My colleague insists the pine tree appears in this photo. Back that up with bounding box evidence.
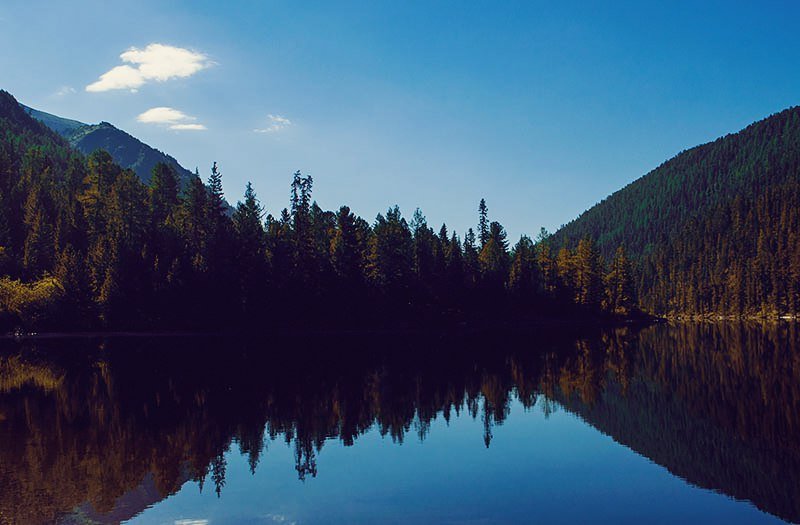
[150,162,181,226]
[367,206,413,291]
[181,173,209,273]
[463,228,479,287]
[233,182,267,316]
[410,209,435,284]
[54,245,94,326]
[509,235,537,298]
[233,182,265,245]
[204,162,235,321]
[445,232,463,284]
[330,206,363,285]
[606,245,636,314]
[479,221,509,292]
[22,206,54,278]
[478,198,489,247]
[536,232,557,296]
[575,238,603,307]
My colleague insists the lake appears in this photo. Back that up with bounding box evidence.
[0,323,797,524]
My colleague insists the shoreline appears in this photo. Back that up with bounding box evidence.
[0,313,660,340]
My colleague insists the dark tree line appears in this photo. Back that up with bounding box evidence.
[0,90,638,330]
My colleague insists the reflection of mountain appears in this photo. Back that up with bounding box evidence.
[552,324,800,523]
[0,325,798,524]
[62,471,190,525]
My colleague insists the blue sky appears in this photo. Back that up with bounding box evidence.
[1,1,799,240]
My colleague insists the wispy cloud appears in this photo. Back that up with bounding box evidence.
[169,123,207,130]
[264,513,297,525]
[137,107,206,131]
[254,114,292,133]
[87,43,213,93]
[174,520,209,525]
[53,85,76,97]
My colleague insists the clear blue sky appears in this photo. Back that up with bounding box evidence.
[1,1,799,241]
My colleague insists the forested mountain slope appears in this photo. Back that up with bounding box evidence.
[23,105,195,185]
[552,106,800,316]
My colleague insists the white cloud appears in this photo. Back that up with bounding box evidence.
[87,43,213,93]
[137,107,206,131]
[87,65,145,93]
[254,114,292,133]
[174,520,209,525]
[137,107,191,124]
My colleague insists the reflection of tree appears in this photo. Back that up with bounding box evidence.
[211,453,227,497]
[0,324,798,524]
[0,330,565,523]
[294,437,318,482]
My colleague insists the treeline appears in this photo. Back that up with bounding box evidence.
[0,90,638,330]
[553,105,800,318]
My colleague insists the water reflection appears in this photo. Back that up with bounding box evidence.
[0,323,797,524]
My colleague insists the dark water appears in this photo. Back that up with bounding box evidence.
[0,323,798,525]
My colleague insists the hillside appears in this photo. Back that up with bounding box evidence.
[553,107,800,316]
[22,105,195,185]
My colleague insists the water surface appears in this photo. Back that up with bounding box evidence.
[0,323,797,524]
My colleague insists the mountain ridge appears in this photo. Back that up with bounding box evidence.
[22,104,196,186]
[554,104,800,257]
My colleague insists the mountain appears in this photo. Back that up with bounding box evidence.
[552,106,800,317]
[22,105,196,186]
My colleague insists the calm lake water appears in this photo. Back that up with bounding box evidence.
[0,323,798,524]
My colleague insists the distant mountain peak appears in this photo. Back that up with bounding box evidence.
[22,104,195,186]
